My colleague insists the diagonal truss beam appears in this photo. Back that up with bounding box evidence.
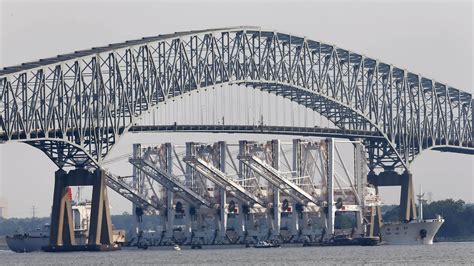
[238,154,318,205]
[129,157,213,208]
[183,156,266,207]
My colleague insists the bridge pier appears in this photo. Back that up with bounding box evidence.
[44,168,118,252]
[48,169,76,248]
[367,170,417,235]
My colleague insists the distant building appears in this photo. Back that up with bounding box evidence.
[0,198,8,218]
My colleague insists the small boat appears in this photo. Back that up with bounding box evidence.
[253,240,281,248]
[173,244,181,251]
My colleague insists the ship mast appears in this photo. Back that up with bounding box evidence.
[416,185,425,222]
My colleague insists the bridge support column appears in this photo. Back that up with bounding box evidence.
[88,169,114,247]
[46,168,117,252]
[367,170,417,234]
[49,169,75,247]
[399,171,417,221]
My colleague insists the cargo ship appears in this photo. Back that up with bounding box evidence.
[381,187,444,245]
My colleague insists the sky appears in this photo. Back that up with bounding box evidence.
[0,0,473,217]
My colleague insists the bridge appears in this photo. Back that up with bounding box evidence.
[1,26,472,171]
[0,26,472,249]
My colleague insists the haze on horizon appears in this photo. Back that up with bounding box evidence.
[0,0,472,218]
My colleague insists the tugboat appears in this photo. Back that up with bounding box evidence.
[381,187,444,245]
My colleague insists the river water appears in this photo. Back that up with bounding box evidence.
[0,242,473,265]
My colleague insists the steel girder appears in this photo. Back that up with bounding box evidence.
[0,26,472,170]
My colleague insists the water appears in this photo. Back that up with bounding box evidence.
[0,242,473,265]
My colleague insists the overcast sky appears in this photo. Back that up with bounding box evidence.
[0,0,473,217]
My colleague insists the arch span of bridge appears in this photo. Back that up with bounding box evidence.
[0,26,472,171]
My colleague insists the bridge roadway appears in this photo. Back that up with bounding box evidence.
[129,124,383,139]
[2,124,472,155]
[128,124,474,155]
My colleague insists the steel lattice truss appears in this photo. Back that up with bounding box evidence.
[0,26,472,170]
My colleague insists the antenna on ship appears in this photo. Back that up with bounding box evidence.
[416,185,425,222]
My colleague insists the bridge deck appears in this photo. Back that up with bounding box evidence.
[129,124,383,139]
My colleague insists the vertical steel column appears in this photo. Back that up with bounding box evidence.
[184,142,194,237]
[238,140,248,236]
[292,139,302,176]
[185,142,193,186]
[218,141,227,238]
[271,139,281,237]
[354,140,365,234]
[132,144,141,214]
[327,138,335,236]
[164,143,175,238]
[291,139,301,235]
[238,141,247,181]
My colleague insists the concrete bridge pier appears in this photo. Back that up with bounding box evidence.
[45,168,117,252]
[367,170,417,236]
[48,169,76,249]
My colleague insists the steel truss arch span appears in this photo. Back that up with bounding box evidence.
[0,26,472,171]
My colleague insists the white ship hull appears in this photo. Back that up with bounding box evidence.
[381,218,444,245]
